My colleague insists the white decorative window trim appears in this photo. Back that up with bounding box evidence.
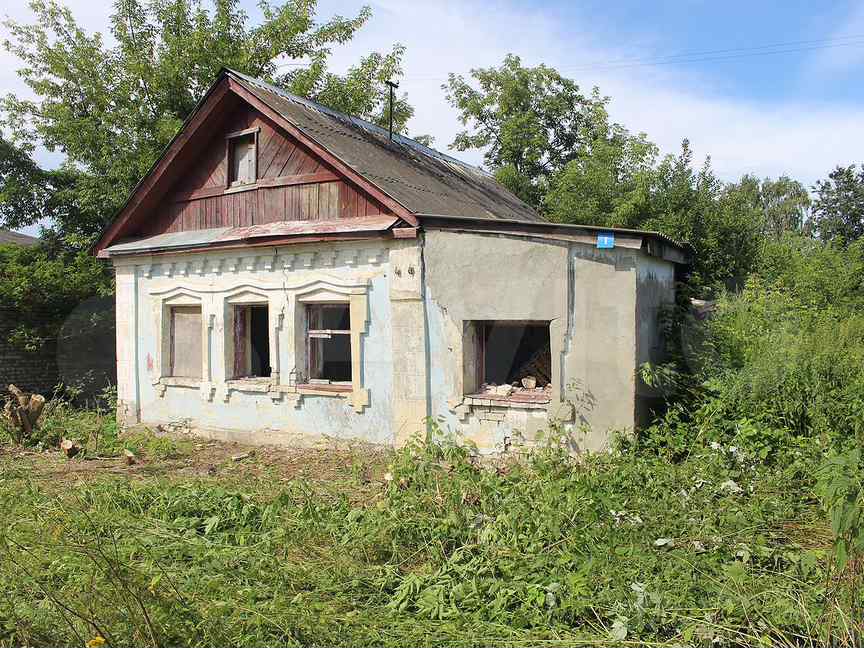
[150,288,211,398]
[147,275,371,413]
[294,278,370,413]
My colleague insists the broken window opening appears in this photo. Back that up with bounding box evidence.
[228,132,256,186]
[469,321,552,402]
[169,306,202,379]
[306,303,352,385]
[232,304,271,379]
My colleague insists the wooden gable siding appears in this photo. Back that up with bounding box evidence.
[137,104,392,236]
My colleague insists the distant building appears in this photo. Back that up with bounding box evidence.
[95,68,690,453]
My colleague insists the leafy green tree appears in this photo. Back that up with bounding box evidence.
[1,0,416,248]
[444,53,608,206]
[0,243,113,351]
[544,119,658,228]
[759,175,810,238]
[812,164,864,245]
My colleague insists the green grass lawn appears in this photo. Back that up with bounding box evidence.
[0,422,859,647]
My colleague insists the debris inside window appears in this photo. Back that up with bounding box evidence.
[471,321,551,403]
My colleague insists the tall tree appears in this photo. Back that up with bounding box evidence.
[811,164,864,245]
[1,0,416,248]
[444,53,607,206]
[544,118,658,228]
[758,175,810,239]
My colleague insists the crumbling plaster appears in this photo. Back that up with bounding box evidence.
[114,239,401,446]
[422,229,650,453]
[112,229,677,454]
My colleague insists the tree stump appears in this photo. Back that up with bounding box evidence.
[2,384,46,444]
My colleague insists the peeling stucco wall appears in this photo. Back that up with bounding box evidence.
[422,230,568,453]
[635,255,676,427]
[422,229,671,454]
[112,229,679,453]
[114,239,402,445]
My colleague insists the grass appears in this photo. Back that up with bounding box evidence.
[1,415,861,647]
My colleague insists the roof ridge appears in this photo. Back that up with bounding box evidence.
[223,68,492,179]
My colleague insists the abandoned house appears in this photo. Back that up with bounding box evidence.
[93,68,689,453]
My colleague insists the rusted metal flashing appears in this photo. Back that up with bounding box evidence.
[103,215,398,257]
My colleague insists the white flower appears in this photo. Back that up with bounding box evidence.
[383,472,394,482]
[720,479,742,494]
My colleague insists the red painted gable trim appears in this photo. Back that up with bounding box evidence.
[227,78,419,227]
[94,73,417,255]
[93,80,232,255]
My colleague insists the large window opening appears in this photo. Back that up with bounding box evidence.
[169,306,202,379]
[468,320,551,401]
[232,304,271,378]
[306,304,352,384]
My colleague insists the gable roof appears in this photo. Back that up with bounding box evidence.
[94,68,690,263]
[226,70,543,223]
[0,229,39,246]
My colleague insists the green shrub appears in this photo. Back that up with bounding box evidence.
[640,236,864,461]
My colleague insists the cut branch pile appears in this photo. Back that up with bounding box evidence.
[2,384,46,444]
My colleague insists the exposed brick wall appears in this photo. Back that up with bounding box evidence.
[0,299,117,399]
[0,308,59,395]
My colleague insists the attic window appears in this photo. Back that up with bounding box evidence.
[227,129,257,186]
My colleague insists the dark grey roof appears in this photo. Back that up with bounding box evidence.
[227,69,545,223]
[0,229,39,246]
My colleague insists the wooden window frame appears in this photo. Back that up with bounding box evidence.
[305,303,352,388]
[229,301,271,380]
[226,127,259,188]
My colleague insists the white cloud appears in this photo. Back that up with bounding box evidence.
[3,0,864,195]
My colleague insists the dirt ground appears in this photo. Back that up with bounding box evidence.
[0,430,394,494]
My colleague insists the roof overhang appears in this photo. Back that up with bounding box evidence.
[415,213,692,265]
[102,214,399,258]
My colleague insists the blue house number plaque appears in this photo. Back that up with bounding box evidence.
[597,232,615,249]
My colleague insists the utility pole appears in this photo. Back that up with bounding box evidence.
[385,80,399,141]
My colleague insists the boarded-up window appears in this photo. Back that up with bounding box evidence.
[228,133,256,185]
[307,304,351,383]
[169,306,202,378]
[232,305,270,378]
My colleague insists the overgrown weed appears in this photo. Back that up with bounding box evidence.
[1,433,860,647]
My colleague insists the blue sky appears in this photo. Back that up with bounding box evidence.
[549,0,862,103]
[3,0,864,235]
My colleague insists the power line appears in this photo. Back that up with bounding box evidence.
[272,34,864,80]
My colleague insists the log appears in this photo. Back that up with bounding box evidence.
[3,384,46,444]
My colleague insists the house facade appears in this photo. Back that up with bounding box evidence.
[95,69,688,453]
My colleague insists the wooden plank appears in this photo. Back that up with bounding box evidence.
[260,137,287,178]
[94,80,232,253]
[227,77,417,226]
[172,171,339,202]
[256,122,284,176]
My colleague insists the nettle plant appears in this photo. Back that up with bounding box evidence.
[817,449,864,572]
